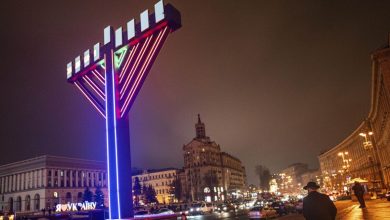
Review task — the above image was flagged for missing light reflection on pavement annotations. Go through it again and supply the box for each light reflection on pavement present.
[178,200,390,220]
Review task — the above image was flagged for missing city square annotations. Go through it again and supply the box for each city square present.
[1,0,390,219]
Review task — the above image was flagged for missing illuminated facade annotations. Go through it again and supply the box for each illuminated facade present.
[370,39,390,189]
[65,1,181,218]
[277,163,308,194]
[183,115,246,202]
[318,121,381,192]
[318,35,390,191]
[0,155,107,214]
[301,169,322,188]
[132,169,178,204]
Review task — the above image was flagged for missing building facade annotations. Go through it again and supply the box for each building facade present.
[277,163,308,194]
[132,169,178,204]
[0,155,107,214]
[301,169,322,188]
[182,115,246,202]
[318,35,390,192]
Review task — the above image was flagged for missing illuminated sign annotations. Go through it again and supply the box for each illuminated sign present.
[55,201,97,212]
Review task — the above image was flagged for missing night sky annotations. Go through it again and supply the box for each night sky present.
[1,0,390,185]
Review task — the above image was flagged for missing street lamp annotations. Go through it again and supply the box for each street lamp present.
[338,151,351,190]
[359,131,381,194]
[359,132,374,150]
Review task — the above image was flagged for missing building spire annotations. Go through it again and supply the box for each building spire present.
[195,114,206,139]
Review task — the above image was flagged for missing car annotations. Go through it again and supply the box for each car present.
[205,202,215,213]
[188,203,204,215]
[153,208,174,215]
[134,210,149,216]
[248,206,278,219]
[215,203,236,213]
[386,191,390,201]
[295,200,303,214]
[271,201,287,215]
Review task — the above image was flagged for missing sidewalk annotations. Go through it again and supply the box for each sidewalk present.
[277,199,390,220]
[336,199,390,220]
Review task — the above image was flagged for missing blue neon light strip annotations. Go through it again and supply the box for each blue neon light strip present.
[111,49,122,219]
[103,53,113,219]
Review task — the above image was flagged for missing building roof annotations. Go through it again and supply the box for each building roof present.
[0,155,106,175]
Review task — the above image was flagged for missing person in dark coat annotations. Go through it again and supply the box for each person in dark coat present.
[302,181,337,220]
[352,181,366,208]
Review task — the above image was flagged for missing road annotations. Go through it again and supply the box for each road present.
[182,199,390,220]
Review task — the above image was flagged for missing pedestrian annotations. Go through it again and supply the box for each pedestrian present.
[352,181,366,208]
[302,181,337,220]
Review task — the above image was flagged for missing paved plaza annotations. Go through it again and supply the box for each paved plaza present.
[276,199,390,220]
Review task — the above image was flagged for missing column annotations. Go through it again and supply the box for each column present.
[75,170,79,188]
[5,176,7,192]
[17,173,20,191]
[22,172,25,190]
[33,170,36,189]
[24,173,28,190]
[92,172,96,187]
[50,169,54,187]
[43,169,47,187]
[86,171,90,187]
[70,170,73,187]
[39,169,42,187]
[12,174,16,191]
[28,171,34,189]
[64,169,68,187]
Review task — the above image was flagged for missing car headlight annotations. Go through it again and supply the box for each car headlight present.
[190,208,194,212]
[196,208,200,211]
[223,207,227,211]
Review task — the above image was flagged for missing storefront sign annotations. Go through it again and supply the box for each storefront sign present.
[55,201,97,212]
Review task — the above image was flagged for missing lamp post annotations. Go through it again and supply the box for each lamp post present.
[338,151,352,194]
[359,131,382,194]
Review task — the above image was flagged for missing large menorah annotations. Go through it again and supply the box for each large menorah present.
[66,1,180,218]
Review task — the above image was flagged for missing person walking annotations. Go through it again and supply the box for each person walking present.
[302,181,337,220]
[352,181,366,208]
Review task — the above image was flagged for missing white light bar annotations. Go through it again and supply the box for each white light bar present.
[127,19,135,40]
[154,0,165,23]
[84,49,90,67]
[104,26,111,45]
[75,56,81,73]
[115,27,123,47]
[94,43,100,61]
[67,62,72,79]
[140,10,149,32]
